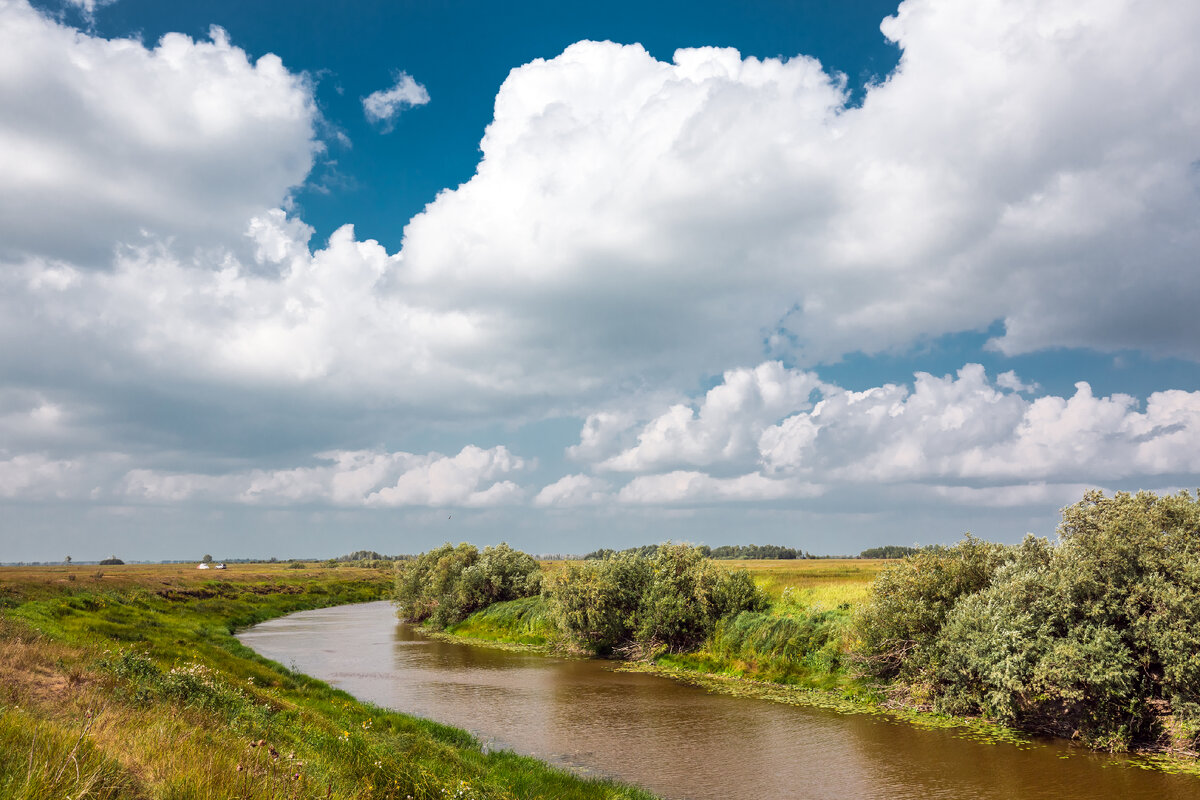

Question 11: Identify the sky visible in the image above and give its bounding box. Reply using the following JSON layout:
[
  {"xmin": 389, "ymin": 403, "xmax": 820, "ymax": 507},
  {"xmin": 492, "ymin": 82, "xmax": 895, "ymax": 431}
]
[{"xmin": 2, "ymin": 0, "xmax": 1200, "ymax": 562}]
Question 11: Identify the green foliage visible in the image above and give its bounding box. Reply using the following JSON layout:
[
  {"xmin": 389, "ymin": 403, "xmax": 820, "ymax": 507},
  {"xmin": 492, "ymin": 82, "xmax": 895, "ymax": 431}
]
[
  {"xmin": 2, "ymin": 569, "xmax": 657, "ymax": 800},
  {"xmin": 583, "ymin": 543, "xmax": 809, "ymax": 560},
  {"xmin": 549, "ymin": 551, "xmax": 653, "ymax": 655},
  {"xmin": 858, "ymin": 545, "xmax": 921, "ymax": 559},
  {"xmin": 393, "ymin": 543, "xmax": 542, "ymax": 628},
  {"xmin": 549, "ymin": 543, "xmax": 768, "ymax": 656},
  {"xmin": 447, "ymin": 595, "xmax": 558, "ymax": 646},
  {"xmin": 853, "ymin": 491, "xmax": 1200, "ymax": 752},
  {"xmin": 706, "ymin": 608, "xmax": 851, "ymax": 687},
  {"xmin": 707, "ymin": 544, "xmax": 808, "ymax": 559},
  {"xmin": 853, "ymin": 534, "xmax": 1012, "ymax": 682}
]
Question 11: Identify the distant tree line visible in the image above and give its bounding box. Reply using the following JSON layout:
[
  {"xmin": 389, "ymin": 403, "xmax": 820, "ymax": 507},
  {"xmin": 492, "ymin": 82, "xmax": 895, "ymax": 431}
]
[
  {"xmin": 582, "ymin": 543, "xmax": 813, "ymax": 560},
  {"xmin": 857, "ymin": 545, "xmax": 921, "ymax": 559}
]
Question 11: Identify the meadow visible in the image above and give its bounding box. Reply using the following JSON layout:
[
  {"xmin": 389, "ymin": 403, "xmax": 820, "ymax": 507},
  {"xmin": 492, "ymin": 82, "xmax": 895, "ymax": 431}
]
[
  {"xmin": 442, "ymin": 556, "xmax": 893, "ymax": 691},
  {"xmin": 0, "ymin": 562, "xmax": 657, "ymax": 800}
]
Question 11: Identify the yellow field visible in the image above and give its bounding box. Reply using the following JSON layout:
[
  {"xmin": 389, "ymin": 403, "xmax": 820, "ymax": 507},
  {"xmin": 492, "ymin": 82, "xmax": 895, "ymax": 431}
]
[{"xmin": 537, "ymin": 557, "xmax": 895, "ymax": 611}]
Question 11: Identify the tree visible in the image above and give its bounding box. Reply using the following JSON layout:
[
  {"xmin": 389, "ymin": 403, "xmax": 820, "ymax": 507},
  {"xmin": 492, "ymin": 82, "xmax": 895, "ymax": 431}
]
[
  {"xmin": 64, "ymin": 555, "xmax": 71, "ymax": 564},
  {"xmin": 201, "ymin": 554, "xmax": 213, "ymax": 564}
]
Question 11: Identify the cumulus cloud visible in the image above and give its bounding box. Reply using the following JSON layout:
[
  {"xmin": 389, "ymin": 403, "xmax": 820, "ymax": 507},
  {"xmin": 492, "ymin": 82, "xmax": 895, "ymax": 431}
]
[
  {"xmin": 0, "ymin": 450, "xmax": 126, "ymax": 500},
  {"xmin": 4, "ymin": 0, "xmax": 1200, "ymax": 544},
  {"xmin": 7, "ymin": 0, "xmax": 1200, "ymax": 438},
  {"xmin": 395, "ymin": 0, "xmax": 1200, "ymax": 373},
  {"xmin": 599, "ymin": 362, "xmax": 824, "ymax": 472},
  {"xmin": 616, "ymin": 471, "xmax": 820, "ymax": 505},
  {"xmin": 119, "ymin": 445, "xmax": 526, "ymax": 507},
  {"xmin": 362, "ymin": 71, "xmax": 430, "ymax": 129},
  {"xmin": 757, "ymin": 368, "xmax": 1200, "ymax": 484},
  {"xmin": 533, "ymin": 474, "xmax": 612, "ymax": 507},
  {"xmin": 0, "ymin": 1, "xmax": 320, "ymax": 264},
  {"xmin": 570, "ymin": 361, "xmax": 1200, "ymax": 506}
]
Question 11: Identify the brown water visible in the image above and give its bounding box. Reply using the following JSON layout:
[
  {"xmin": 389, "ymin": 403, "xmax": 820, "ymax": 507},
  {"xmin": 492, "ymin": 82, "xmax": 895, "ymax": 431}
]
[{"xmin": 238, "ymin": 601, "xmax": 1199, "ymax": 800}]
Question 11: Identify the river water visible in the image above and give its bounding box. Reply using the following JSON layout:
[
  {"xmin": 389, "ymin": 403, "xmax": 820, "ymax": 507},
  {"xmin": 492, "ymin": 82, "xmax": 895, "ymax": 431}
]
[{"xmin": 237, "ymin": 601, "xmax": 1198, "ymax": 800}]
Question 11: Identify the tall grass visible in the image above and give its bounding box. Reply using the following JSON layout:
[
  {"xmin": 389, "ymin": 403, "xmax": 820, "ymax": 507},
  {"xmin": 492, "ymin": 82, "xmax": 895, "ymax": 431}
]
[
  {"xmin": 0, "ymin": 564, "xmax": 658, "ymax": 800},
  {"xmin": 446, "ymin": 595, "xmax": 558, "ymax": 646}
]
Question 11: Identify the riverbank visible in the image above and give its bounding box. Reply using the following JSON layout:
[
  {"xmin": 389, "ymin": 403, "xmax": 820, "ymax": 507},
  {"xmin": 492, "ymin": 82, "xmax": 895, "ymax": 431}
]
[
  {"xmin": 0, "ymin": 563, "xmax": 659, "ymax": 799},
  {"xmin": 437, "ymin": 565, "xmax": 1200, "ymax": 779}
]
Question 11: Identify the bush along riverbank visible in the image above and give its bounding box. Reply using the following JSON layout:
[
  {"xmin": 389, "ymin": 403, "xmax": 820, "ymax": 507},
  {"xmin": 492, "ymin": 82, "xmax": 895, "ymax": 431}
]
[
  {"xmin": 401, "ymin": 492, "xmax": 1200, "ymax": 764},
  {"xmin": 0, "ymin": 563, "xmax": 658, "ymax": 800}
]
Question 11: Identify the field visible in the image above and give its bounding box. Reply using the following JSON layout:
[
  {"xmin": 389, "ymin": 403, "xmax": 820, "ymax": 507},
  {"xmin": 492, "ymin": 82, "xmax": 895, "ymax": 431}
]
[
  {"xmin": 0, "ymin": 562, "xmax": 657, "ymax": 800},
  {"xmin": 539, "ymin": 557, "xmax": 892, "ymax": 603},
  {"xmin": 452, "ymin": 558, "xmax": 901, "ymax": 691},
  {"xmin": 735, "ymin": 558, "xmax": 893, "ymax": 607}
]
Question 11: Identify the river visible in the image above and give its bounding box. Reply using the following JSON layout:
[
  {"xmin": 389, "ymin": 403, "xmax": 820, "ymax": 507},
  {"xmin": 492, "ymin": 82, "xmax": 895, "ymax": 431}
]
[{"xmin": 237, "ymin": 601, "xmax": 1198, "ymax": 800}]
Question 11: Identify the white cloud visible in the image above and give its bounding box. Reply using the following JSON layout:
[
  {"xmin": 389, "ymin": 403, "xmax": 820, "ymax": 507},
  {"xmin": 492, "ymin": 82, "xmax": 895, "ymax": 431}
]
[
  {"xmin": 6, "ymin": 0, "xmax": 1200, "ymax": 437},
  {"xmin": 362, "ymin": 72, "xmax": 430, "ymax": 129},
  {"xmin": 570, "ymin": 361, "xmax": 1200, "ymax": 505},
  {"xmin": 64, "ymin": 0, "xmax": 117, "ymax": 20},
  {"xmin": 4, "ymin": 0, "xmax": 1200, "ymax": 545},
  {"xmin": 599, "ymin": 362, "xmax": 824, "ymax": 472},
  {"xmin": 616, "ymin": 471, "xmax": 819, "ymax": 505},
  {"xmin": 0, "ymin": 450, "xmax": 127, "ymax": 500},
  {"xmin": 996, "ymin": 371, "xmax": 1039, "ymax": 394},
  {"xmin": 758, "ymin": 366, "xmax": 1200, "ymax": 484},
  {"xmin": 533, "ymin": 474, "xmax": 612, "ymax": 507},
  {"xmin": 393, "ymin": 0, "xmax": 1200, "ymax": 374},
  {"xmin": 0, "ymin": 1, "xmax": 320, "ymax": 263},
  {"xmin": 119, "ymin": 445, "xmax": 527, "ymax": 508}
]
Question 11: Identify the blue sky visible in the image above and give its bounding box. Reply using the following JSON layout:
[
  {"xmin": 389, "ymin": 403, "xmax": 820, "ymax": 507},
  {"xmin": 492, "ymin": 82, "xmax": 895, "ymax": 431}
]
[{"xmin": 2, "ymin": 0, "xmax": 1199, "ymax": 561}]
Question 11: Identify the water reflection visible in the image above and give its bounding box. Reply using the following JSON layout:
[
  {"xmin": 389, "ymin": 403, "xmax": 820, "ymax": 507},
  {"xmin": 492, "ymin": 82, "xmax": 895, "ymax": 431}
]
[{"xmin": 238, "ymin": 601, "xmax": 1198, "ymax": 800}]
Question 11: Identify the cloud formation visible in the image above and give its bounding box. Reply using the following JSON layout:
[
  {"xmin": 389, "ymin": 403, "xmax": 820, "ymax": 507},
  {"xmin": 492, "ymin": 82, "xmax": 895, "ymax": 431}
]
[
  {"xmin": 6, "ymin": 0, "xmax": 1200, "ymax": 438},
  {"xmin": 119, "ymin": 445, "xmax": 526, "ymax": 507},
  {"xmin": 362, "ymin": 72, "xmax": 430, "ymax": 129},
  {"xmin": 4, "ymin": 0, "xmax": 1200, "ymax": 556},
  {"xmin": 548, "ymin": 361, "xmax": 1200, "ymax": 507},
  {"xmin": 0, "ymin": 1, "xmax": 320, "ymax": 263}
]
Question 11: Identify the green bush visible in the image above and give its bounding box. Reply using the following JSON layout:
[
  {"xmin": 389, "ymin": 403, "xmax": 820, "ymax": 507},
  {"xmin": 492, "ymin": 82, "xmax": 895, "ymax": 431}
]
[
  {"xmin": 549, "ymin": 551, "xmax": 652, "ymax": 655},
  {"xmin": 394, "ymin": 543, "xmax": 542, "ymax": 628},
  {"xmin": 549, "ymin": 543, "xmax": 768, "ymax": 656},
  {"xmin": 931, "ymin": 492, "xmax": 1200, "ymax": 749},
  {"xmin": 852, "ymin": 534, "xmax": 1012, "ymax": 682},
  {"xmin": 852, "ymin": 490, "xmax": 1200, "ymax": 751}
]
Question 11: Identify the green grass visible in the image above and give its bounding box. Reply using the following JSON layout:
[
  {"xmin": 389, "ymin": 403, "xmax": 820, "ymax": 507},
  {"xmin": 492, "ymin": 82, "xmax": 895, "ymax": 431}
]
[
  {"xmin": 443, "ymin": 561, "xmax": 883, "ymax": 693},
  {"xmin": 0, "ymin": 564, "xmax": 658, "ymax": 800},
  {"xmin": 445, "ymin": 595, "xmax": 558, "ymax": 646}
]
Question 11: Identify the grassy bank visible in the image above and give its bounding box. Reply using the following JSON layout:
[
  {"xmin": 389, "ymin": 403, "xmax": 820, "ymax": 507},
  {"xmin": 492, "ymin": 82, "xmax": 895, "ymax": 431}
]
[
  {"xmin": 0, "ymin": 563, "xmax": 657, "ymax": 800},
  {"xmin": 445, "ymin": 559, "xmax": 885, "ymax": 691}
]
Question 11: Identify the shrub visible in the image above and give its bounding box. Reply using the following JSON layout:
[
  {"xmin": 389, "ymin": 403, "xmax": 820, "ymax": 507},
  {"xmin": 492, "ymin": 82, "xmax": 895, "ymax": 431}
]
[
  {"xmin": 394, "ymin": 543, "xmax": 541, "ymax": 628},
  {"xmin": 931, "ymin": 492, "xmax": 1200, "ymax": 749},
  {"xmin": 852, "ymin": 534, "xmax": 1011, "ymax": 682},
  {"xmin": 549, "ymin": 543, "xmax": 768, "ymax": 656},
  {"xmin": 550, "ymin": 552, "xmax": 653, "ymax": 656},
  {"xmin": 852, "ymin": 490, "xmax": 1200, "ymax": 751}
]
